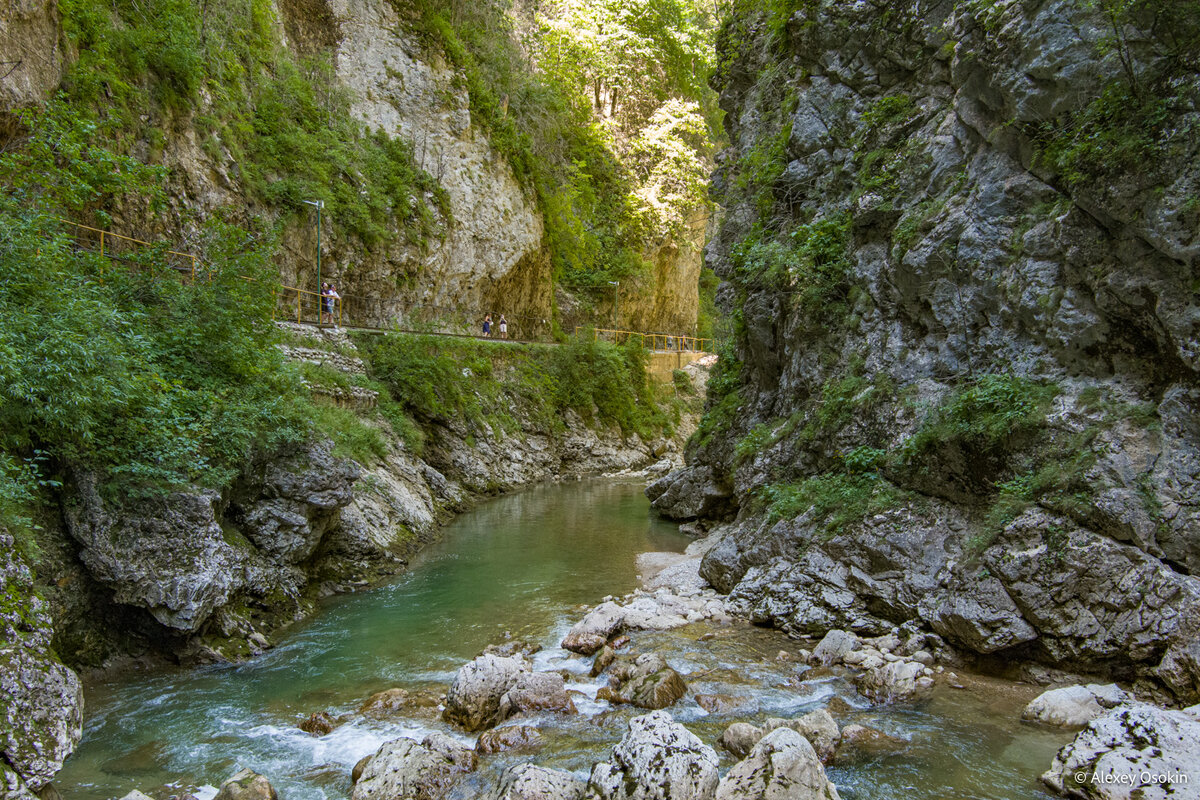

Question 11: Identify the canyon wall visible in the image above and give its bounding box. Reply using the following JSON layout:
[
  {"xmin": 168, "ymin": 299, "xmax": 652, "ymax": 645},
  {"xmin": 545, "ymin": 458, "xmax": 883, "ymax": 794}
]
[{"xmin": 651, "ymin": 0, "xmax": 1200, "ymax": 705}]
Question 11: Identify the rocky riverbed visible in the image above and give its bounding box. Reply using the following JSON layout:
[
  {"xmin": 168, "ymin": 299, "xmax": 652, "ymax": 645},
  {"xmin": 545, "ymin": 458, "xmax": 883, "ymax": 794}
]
[{"xmin": 77, "ymin": 520, "xmax": 1200, "ymax": 800}]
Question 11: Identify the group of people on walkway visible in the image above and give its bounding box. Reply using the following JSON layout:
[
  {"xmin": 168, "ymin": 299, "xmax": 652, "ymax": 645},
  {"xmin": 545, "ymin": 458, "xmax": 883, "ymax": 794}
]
[{"xmin": 481, "ymin": 314, "xmax": 509, "ymax": 339}]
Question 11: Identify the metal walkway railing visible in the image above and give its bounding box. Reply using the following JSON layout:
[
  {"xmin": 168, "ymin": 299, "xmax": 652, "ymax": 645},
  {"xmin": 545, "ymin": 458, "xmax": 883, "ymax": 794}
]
[{"xmin": 58, "ymin": 219, "xmax": 714, "ymax": 351}]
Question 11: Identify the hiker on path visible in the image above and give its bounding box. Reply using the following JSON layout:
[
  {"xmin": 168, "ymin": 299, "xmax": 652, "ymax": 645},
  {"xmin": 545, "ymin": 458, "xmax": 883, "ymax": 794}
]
[
  {"xmin": 499, "ymin": 315, "xmax": 508, "ymax": 339},
  {"xmin": 482, "ymin": 314, "xmax": 492, "ymax": 337}
]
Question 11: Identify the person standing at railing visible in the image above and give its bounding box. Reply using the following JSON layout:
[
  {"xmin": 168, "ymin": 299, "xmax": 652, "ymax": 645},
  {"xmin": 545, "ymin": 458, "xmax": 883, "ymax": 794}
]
[
  {"xmin": 322, "ymin": 283, "xmax": 341, "ymax": 327},
  {"xmin": 482, "ymin": 314, "xmax": 492, "ymax": 338},
  {"xmin": 498, "ymin": 314, "xmax": 508, "ymax": 339}
]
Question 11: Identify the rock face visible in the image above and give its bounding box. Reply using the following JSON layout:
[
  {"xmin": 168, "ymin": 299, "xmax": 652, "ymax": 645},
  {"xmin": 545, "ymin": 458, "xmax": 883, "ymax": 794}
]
[
  {"xmin": 352, "ymin": 735, "xmax": 477, "ymax": 800},
  {"xmin": 715, "ymin": 728, "xmax": 840, "ymax": 800},
  {"xmin": 0, "ymin": 532, "xmax": 83, "ymax": 795},
  {"xmin": 671, "ymin": 0, "xmax": 1200, "ymax": 705},
  {"xmin": 1023, "ymin": 684, "xmax": 1130, "ymax": 729},
  {"xmin": 1041, "ymin": 704, "xmax": 1200, "ymax": 799},
  {"xmin": 586, "ymin": 711, "xmax": 720, "ymax": 800},
  {"xmin": 0, "ymin": 0, "xmax": 67, "ymax": 115},
  {"xmin": 325, "ymin": 0, "xmax": 552, "ymax": 330}
]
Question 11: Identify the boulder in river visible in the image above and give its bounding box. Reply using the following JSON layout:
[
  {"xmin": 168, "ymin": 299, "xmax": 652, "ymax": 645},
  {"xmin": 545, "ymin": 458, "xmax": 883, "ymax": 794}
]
[
  {"xmin": 715, "ymin": 728, "xmax": 841, "ymax": 800},
  {"xmin": 561, "ymin": 602, "xmax": 626, "ymax": 655},
  {"xmin": 476, "ymin": 726, "xmax": 543, "ymax": 755},
  {"xmin": 1041, "ymin": 703, "xmax": 1200, "ymax": 800},
  {"xmin": 855, "ymin": 660, "xmax": 935, "ymax": 704},
  {"xmin": 360, "ymin": 688, "xmax": 411, "ymax": 719},
  {"xmin": 719, "ymin": 722, "xmax": 764, "ymax": 759},
  {"xmin": 298, "ymin": 711, "xmax": 341, "ymax": 736},
  {"xmin": 352, "ymin": 734, "xmax": 477, "ymax": 800},
  {"xmin": 485, "ymin": 764, "xmax": 586, "ymax": 800},
  {"xmin": 833, "ymin": 724, "xmax": 908, "ymax": 763},
  {"xmin": 600, "ymin": 653, "xmax": 688, "ymax": 710},
  {"xmin": 587, "ymin": 710, "xmax": 719, "ymax": 800},
  {"xmin": 498, "ymin": 672, "xmax": 577, "ymax": 719},
  {"xmin": 443, "ymin": 654, "xmax": 530, "ymax": 731},
  {"xmin": 811, "ymin": 630, "xmax": 859, "ymax": 666},
  {"xmin": 1022, "ymin": 684, "xmax": 1129, "ymax": 728},
  {"xmin": 765, "ymin": 710, "xmax": 841, "ymax": 763},
  {"xmin": 214, "ymin": 769, "xmax": 278, "ymax": 800}
]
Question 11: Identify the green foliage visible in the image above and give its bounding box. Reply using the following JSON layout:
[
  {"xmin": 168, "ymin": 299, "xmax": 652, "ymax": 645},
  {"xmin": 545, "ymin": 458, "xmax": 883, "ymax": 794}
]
[
  {"xmin": 358, "ymin": 333, "xmax": 676, "ymax": 441},
  {"xmin": 56, "ymin": 0, "xmax": 446, "ymax": 248},
  {"xmin": 398, "ymin": 0, "xmax": 717, "ymax": 298},
  {"xmin": 308, "ymin": 402, "xmax": 389, "ymax": 465},
  {"xmin": 672, "ymin": 369, "xmax": 696, "ymax": 396},
  {"xmin": 689, "ymin": 337, "xmax": 742, "ymax": 451},
  {"xmin": 901, "ymin": 374, "xmax": 1060, "ymax": 461},
  {"xmin": 1026, "ymin": 0, "xmax": 1200, "ymax": 185},
  {"xmin": 755, "ymin": 473, "xmax": 905, "ymax": 535},
  {"xmin": 730, "ymin": 215, "xmax": 854, "ymax": 324},
  {"xmin": 0, "ymin": 110, "xmax": 352, "ymax": 516},
  {"xmin": 1030, "ymin": 83, "xmax": 1174, "ymax": 185}
]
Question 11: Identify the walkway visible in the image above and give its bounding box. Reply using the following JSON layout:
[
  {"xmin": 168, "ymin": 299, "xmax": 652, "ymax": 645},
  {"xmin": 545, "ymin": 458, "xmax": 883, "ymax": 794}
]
[{"xmin": 59, "ymin": 219, "xmax": 716, "ymax": 354}]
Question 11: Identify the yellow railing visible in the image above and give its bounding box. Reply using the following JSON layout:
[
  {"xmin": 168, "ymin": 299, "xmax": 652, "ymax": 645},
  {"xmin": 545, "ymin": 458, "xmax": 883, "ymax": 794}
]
[
  {"xmin": 59, "ymin": 219, "xmax": 199, "ymax": 279},
  {"xmin": 579, "ymin": 327, "xmax": 714, "ymax": 353},
  {"xmin": 276, "ymin": 285, "xmax": 343, "ymax": 327},
  {"xmin": 58, "ymin": 218, "xmax": 344, "ymax": 327}
]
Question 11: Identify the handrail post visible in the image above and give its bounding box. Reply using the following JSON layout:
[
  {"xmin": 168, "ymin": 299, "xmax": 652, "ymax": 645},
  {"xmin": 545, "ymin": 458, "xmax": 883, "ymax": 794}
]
[{"xmin": 99, "ymin": 230, "xmax": 104, "ymax": 259}]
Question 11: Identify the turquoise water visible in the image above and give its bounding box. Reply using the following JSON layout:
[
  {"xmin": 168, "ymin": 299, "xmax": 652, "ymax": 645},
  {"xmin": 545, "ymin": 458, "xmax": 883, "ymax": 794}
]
[{"xmin": 56, "ymin": 479, "xmax": 1070, "ymax": 800}]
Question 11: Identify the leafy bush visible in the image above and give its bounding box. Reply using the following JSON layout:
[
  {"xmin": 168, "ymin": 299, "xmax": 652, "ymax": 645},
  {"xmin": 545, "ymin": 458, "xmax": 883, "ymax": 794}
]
[
  {"xmin": 57, "ymin": 0, "xmax": 446, "ymax": 248},
  {"xmin": 755, "ymin": 473, "xmax": 905, "ymax": 535},
  {"xmin": 901, "ymin": 374, "xmax": 1059, "ymax": 461},
  {"xmin": 358, "ymin": 333, "xmax": 676, "ymax": 441}
]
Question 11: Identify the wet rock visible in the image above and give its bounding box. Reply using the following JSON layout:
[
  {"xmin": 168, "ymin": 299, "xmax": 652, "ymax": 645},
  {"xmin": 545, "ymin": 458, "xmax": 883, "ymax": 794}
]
[
  {"xmin": 0, "ymin": 531, "xmax": 83, "ymax": 793},
  {"xmin": 719, "ymin": 722, "xmax": 764, "ymax": 759},
  {"xmin": 62, "ymin": 475, "xmax": 245, "ymax": 633},
  {"xmin": 645, "ymin": 466, "xmax": 733, "ymax": 522},
  {"xmin": 118, "ymin": 792, "xmax": 155, "ymax": 800},
  {"xmin": 486, "ymin": 764, "xmax": 585, "ymax": 800},
  {"xmin": 587, "ymin": 711, "xmax": 719, "ymax": 800},
  {"xmin": 694, "ymin": 694, "xmax": 743, "ymax": 714},
  {"xmin": 591, "ymin": 646, "xmax": 617, "ymax": 677},
  {"xmin": 475, "ymin": 727, "xmax": 543, "ymax": 755},
  {"xmin": 298, "ymin": 711, "xmax": 341, "ymax": 736},
  {"xmin": 834, "ymin": 725, "xmax": 908, "ymax": 762},
  {"xmin": 603, "ymin": 653, "xmax": 688, "ymax": 710},
  {"xmin": 359, "ymin": 688, "xmax": 411, "ymax": 719},
  {"xmin": 482, "ymin": 640, "xmax": 542, "ymax": 659},
  {"xmin": 1022, "ymin": 684, "xmax": 1129, "ymax": 728},
  {"xmin": 715, "ymin": 728, "xmax": 841, "ymax": 800},
  {"xmin": 765, "ymin": 710, "xmax": 841, "ymax": 763},
  {"xmin": 352, "ymin": 735, "xmax": 476, "ymax": 800},
  {"xmin": 498, "ymin": 672, "xmax": 577, "ymax": 719},
  {"xmin": 811, "ymin": 631, "xmax": 859, "ymax": 666},
  {"xmin": 855, "ymin": 661, "xmax": 935, "ymax": 704},
  {"xmin": 443, "ymin": 654, "xmax": 530, "ymax": 732},
  {"xmin": 214, "ymin": 769, "xmax": 278, "ymax": 800},
  {"xmin": 561, "ymin": 602, "xmax": 626, "ymax": 655},
  {"xmin": 1041, "ymin": 704, "xmax": 1200, "ymax": 799}
]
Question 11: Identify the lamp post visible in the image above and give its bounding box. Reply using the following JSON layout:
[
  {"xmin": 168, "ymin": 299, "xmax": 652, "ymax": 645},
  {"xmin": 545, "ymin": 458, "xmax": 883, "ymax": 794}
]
[{"xmin": 303, "ymin": 199, "xmax": 324, "ymax": 323}]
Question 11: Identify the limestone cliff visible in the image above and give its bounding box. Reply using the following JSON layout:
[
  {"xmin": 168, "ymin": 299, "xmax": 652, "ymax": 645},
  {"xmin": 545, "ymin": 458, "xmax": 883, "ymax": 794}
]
[
  {"xmin": 652, "ymin": 0, "xmax": 1200, "ymax": 704},
  {"xmin": 0, "ymin": 0, "xmax": 705, "ymax": 337}
]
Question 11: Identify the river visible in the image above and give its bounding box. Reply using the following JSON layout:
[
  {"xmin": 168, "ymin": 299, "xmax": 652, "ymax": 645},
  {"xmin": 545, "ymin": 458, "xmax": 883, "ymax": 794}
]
[{"xmin": 56, "ymin": 479, "xmax": 1071, "ymax": 800}]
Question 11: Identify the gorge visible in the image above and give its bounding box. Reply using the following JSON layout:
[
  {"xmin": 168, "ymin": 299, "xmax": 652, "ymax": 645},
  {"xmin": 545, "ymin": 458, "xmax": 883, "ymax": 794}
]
[{"xmin": 2, "ymin": 0, "xmax": 1200, "ymax": 799}]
